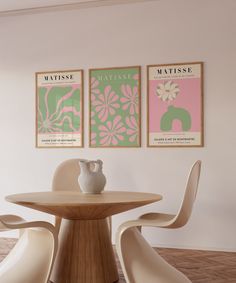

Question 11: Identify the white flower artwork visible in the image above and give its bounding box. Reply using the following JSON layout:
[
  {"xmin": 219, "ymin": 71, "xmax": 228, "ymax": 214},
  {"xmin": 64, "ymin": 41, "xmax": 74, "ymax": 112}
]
[{"xmin": 156, "ymin": 81, "xmax": 179, "ymax": 102}]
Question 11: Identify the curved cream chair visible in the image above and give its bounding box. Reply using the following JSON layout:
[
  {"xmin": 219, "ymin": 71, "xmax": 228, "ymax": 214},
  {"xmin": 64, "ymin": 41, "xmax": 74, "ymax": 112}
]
[
  {"xmin": 116, "ymin": 160, "xmax": 201, "ymax": 283},
  {"xmin": 52, "ymin": 158, "xmax": 112, "ymax": 235},
  {"xmin": 0, "ymin": 214, "xmax": 58, "ymax": 283}
]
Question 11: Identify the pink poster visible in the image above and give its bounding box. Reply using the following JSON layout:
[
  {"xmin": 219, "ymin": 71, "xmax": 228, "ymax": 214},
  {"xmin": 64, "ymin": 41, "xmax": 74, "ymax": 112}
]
[{"xmin": 147, "ymin": 62, "xmax": 203, "ymax": 147}]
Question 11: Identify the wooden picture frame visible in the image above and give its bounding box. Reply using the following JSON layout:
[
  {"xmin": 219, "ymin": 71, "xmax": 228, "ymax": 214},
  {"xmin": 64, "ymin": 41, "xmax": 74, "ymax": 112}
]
[
  {"xmin": 36, "ymin": 69, "xmax": 83, "ymax": 148},
  {"xmin": 89, "ymin": 66, "xmax": 141, "ymax": 148},
  {"xmin": 147, "ymin": 62, "xmax": 204, "ymax": 147}
]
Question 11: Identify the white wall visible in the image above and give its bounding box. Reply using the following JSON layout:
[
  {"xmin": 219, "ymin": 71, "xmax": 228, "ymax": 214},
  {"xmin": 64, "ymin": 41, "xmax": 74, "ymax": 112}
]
[{"xmin": 0, "ymin": 0, "xmax": 236, "ymax": 251}]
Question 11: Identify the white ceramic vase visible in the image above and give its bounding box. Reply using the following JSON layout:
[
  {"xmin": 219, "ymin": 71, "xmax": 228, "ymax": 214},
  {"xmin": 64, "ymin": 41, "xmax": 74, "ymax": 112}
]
[{"xmin": 78, "ymin": 159, "xmax": 106, "ymax": 194}]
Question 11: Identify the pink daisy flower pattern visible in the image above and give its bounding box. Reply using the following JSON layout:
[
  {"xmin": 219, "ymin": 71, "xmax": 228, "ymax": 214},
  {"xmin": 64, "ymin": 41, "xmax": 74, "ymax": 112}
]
[
  {"xmin": 92, "ymin": 85, "xmax": 120, "ymax": 122},
  {"xmin": 120, "ymin": 84, "xmax": 139, "ymax": 115},
  {"xmin": 99, "ymin": 116, "xmax": 126, "ymax": 146},
  {"xmin": 90, "ymin": 132, "xmax": 97, "ymax": 145},
  {"xmin": 91, "ymin": 111, "xmax": 96, "ymax": 125},
  {"xmin": 126, "ymin": 116, "xmax": 139, "ymax": 143},
  {"xmin": 91, "ymin": 77, "xmax": 100, "ymax": 101}
]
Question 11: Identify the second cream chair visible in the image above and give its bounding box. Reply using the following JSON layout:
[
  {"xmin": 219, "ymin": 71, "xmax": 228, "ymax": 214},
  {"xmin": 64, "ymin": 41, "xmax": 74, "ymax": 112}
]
[{"xmin": 116, "ymin": 160, "xmax": 201, "ymax": 283}]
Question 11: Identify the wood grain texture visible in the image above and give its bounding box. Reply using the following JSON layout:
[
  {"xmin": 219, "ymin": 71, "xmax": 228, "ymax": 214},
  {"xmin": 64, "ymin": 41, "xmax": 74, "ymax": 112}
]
[
  {"xmin": 158, "ymin": 248, "xmax": 236, "ymax": 283},
  {"xmin": 1, "ymin": 239, "xmax": 236, "ymax": 283},
  {"xmin": 6, "ymin": 191, "xmax": 162, "ymax": 220},
  {"xmin": 117, "ymin": 248, "xmax": 236, "ymax": 283},
  {"xmin": 50, "ymin": 218, "xmax": 118, "ymax": 283},
  {"xmin": 5, "ymin": 191, "xmax": 162, "ymax": 283},
  {"xmin": 51, "ymin": 158, "xmax": 112, "ymax": 236}
]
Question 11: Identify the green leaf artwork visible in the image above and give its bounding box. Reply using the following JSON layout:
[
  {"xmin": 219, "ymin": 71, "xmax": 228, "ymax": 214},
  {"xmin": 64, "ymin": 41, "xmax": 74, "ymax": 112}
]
[
  {"xmin": 38, "ymin": 86, "xmax": 81, "ymax": 133},
  {"xmin": 89, "ymin": 66, "xmax": 141, "ymax": 147},
  {"xmin": 36, "ymin": 70, "xmax": 83, "ymax": 147}
]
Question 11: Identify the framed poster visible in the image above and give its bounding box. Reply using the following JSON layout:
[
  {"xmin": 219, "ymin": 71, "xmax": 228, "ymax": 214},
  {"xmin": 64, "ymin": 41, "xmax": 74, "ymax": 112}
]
[
  {"xmin": 147, "ymin": 62, "xmax": 203, "ymax": 147},
  {"xmin": 89, "ymin": 66, "xmax": 141, "ymax": 147},
  {"xmin": 36, "ymin": 69, "xmax": 83, "ymax": 148}
]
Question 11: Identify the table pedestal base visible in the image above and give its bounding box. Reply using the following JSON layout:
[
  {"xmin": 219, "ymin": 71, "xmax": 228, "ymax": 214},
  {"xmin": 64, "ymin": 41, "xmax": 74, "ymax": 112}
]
[{"xmin": 50, "ymin": 218, "xmax": 119, "ymax": 283}]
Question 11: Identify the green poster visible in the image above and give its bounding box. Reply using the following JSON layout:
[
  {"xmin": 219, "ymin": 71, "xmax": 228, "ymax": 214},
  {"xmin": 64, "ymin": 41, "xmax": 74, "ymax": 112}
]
[
  {"xmin": 36, "ymin": 70, "xmax": 83, "ymax": 148},
  {"xmin": 89, "ymin": 66, "xmax": 141, "ymax": 147}
]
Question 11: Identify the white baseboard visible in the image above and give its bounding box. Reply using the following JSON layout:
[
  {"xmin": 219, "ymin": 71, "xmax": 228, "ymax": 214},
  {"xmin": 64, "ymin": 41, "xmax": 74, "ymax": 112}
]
[{"xmin": 153, "ymin": 242, "xmax": 236, "ymax": 253}]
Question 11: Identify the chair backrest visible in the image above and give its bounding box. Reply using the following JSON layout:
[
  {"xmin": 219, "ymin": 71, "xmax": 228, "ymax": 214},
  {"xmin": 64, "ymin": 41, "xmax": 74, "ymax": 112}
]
[
  {"xmin": 52, "ymin": 158, "xmax": 112, "ymax": 237},
  {"xmin": 52, "ymin": 158, "xmax": 82, "ymax": 192},
  {"xmin": 52, "ymin": 159, "xmax": 82, "ymax": 231},
  {"xmin": 171, "ymin": 160, "xmax": 201, "ymax": 228}
]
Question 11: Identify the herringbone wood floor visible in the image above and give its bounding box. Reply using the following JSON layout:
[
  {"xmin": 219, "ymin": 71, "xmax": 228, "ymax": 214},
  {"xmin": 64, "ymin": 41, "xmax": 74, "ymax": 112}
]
[{"xmin": 1, "ymin": 238, "xmax": 236, "ymax": 283}]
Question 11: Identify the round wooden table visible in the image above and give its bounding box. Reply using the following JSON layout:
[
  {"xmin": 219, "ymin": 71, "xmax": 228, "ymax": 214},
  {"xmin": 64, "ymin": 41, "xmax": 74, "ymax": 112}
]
[{"xmin": 6, "ymin": 191, "xmax": 162, "ymax": 283}]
